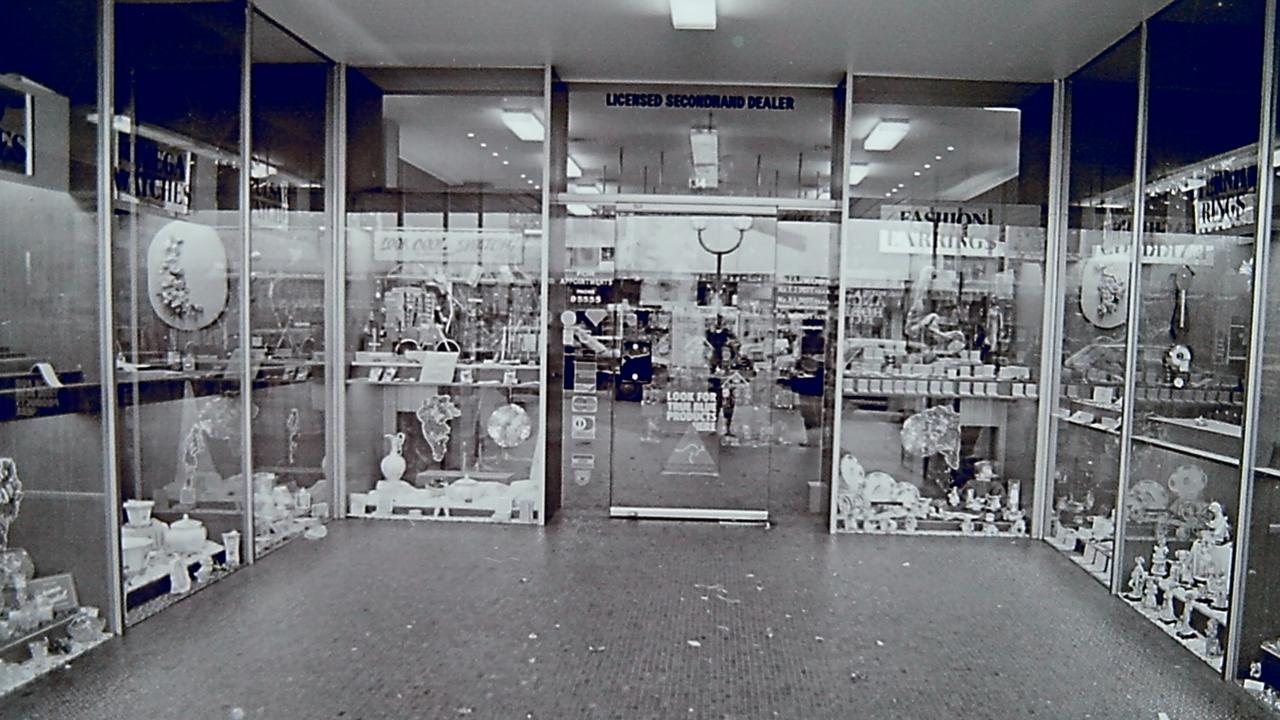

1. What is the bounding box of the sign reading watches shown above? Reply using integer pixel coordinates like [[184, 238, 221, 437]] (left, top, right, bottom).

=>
[[605, 92, 794, 111]]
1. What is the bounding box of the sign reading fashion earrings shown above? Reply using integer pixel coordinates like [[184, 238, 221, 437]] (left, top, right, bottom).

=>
[[146, 220, 228, 330]]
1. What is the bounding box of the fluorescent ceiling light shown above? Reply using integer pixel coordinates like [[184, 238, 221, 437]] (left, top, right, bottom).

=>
[[670, 0, 716, 30], [690, 128, 719, 167], [863, 119, 909, 152], [567, 157, 583, 178], [983, 106, 1021, 113], [500, 110, 544, 142], [566, 204, 594, 216], [847, 162, 869, 186]]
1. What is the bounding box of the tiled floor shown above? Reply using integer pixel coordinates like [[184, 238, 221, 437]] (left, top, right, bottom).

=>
[[2, 516, 1268, 720]]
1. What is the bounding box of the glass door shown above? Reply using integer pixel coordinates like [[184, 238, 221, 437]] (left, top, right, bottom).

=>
[[602, 207, 784, 520]]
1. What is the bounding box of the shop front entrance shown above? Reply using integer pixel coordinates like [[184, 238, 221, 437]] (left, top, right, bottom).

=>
[[559, 199, 839, 522]]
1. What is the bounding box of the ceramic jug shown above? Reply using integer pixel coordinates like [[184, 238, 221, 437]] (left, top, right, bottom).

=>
[[381, 432, 407, 483]]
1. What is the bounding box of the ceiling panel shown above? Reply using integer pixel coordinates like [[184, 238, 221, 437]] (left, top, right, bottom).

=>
[[255, 0, 1172, 84]]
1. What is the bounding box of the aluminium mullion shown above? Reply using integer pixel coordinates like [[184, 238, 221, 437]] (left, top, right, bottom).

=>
[[1032, 78, 1071, 541], [98, 0, 124, 636], [1224, 0, 1278, 681], [328, 66, 348, 515], [1110, 22, 1151, 595], [828, 71, 854, 534], [239, 2, 255, 561], [538, 65, 551, 524]]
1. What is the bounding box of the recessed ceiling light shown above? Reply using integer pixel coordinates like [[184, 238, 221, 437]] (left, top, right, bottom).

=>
[[466, 132, 475, 138], [863, 119, 910, 152], [935, 155, 942, 161], [500, 109, 545, 142], [502, 160, 509, 165], [913, 171, 921, 177], [946, 146, 955, 152], [885, 193, 892, 197], [847, 162, 870, 186], [670, 0, 716, 30], [924, 163, 931, 169], [534, 184, 540, 189], [897, 183, 905, 188], [492, 151, 500, 157], [479, 142, 488, 148], [527, 179, 534, 184]]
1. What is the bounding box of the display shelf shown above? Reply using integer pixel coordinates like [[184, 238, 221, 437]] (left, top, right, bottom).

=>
[[351, 361, 540, 370], [1065, 397, 1123, 413], [123, 540, 226, 596], [347, 379, 540, 389], [350, 479, 540, 524], [0, 613, 77, 664], [842, 385, 1035, 402], [1061, 416, 1122, 436], [0, 633, 110, 699], [1130, 434, 1241, 467], [1149, 415, 1243, 438], [1120, 595, 1226, 673]]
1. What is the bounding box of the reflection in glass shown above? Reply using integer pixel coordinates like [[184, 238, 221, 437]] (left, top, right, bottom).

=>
[[1045, 31, 1142, 585], [0, 0, 116, 680], [834, 81, 1051, 537], [1115, 0, 1265, 673], [344, 70, 546, 524], [248, 12, 332, 557], [112, 1, 247, 626]]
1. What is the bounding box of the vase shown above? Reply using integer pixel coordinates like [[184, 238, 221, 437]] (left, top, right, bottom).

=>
[[381, 432, 407, 483]]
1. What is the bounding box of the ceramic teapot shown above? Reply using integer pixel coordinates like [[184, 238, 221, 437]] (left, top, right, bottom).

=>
[[165, 514, 208, 554]]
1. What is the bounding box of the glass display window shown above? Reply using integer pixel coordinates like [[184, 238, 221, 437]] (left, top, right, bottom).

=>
[[1111, 0, 1267, 674], [832, 79, 1052, 537], [1234, 0, 1280, 706], [342, 68, 547, 524], [112, 1, 250, 625], [1044, 31, 1143, 585], [0, 0, 115, 693], [247, 12, 334, 557]]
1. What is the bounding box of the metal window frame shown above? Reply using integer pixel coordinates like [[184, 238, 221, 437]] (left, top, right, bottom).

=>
[[238, 0, 256, 562], [98, 0, 124, 637], [1032, 78, 1071, 542], [1107, 21, 1151, 596], [1225, 0, 1279, 681], [828, 70, 855, 534]]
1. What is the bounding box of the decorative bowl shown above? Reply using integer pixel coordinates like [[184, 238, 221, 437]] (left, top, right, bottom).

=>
[[121, 535, 153, 574], [123, 499, 155, 527], [165, 514, 207, 554]]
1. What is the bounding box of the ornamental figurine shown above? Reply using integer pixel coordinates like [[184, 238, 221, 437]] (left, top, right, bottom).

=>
[[1141, 577, 1159, 611], [0, 458, 23, 550], [1151, 538, 1170, 577], [1125, 557, 1147, 601], [1206, 502, 1231, 545]]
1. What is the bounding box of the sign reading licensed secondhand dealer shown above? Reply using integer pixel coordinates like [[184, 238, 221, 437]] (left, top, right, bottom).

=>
[[604, 92, 795, 111]]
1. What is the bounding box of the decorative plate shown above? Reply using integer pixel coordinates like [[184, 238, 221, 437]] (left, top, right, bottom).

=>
[[487, 404, 532, 448]]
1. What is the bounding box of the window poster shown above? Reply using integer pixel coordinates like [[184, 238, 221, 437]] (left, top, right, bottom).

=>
[[0, 85, 32, 176]]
